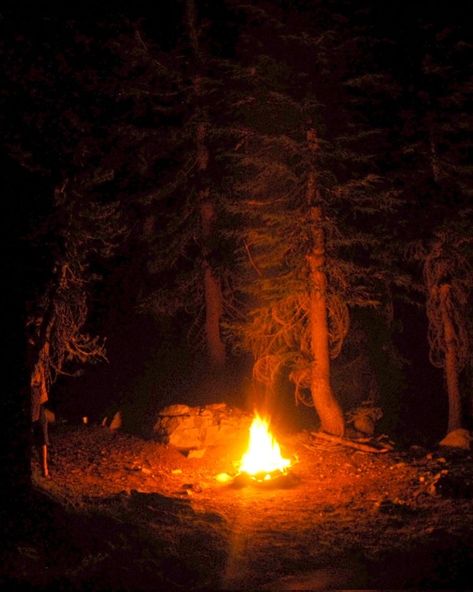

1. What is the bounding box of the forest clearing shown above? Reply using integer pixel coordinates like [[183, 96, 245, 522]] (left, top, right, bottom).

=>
[[3, 421, 473, 590]]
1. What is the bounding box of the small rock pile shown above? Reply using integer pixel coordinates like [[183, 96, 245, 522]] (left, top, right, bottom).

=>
[[153, 403, 252, 450]]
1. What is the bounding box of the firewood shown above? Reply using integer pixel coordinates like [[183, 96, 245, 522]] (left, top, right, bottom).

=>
[[310, 431, 391, 453]]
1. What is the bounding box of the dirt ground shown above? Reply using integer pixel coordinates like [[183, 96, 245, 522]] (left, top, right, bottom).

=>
[[3, 423, 473, 590]]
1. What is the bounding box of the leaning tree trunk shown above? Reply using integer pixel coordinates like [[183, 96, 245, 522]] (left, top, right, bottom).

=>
[[439, 283, 462, 431], [307, 204, 345, 436], [305, 130, 345, 436], [188, 0, 226, 367]]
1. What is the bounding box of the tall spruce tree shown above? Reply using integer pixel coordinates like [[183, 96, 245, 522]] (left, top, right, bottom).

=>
[[227, 5, 396, 435]]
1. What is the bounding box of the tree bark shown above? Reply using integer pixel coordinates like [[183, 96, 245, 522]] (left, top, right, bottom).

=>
[[305, 132, 345, 436], [195, 113, 225, 368], [307, 205, 345, 436], [439, 283, 462, 432], [186, 0, 227, 368], [201, 199, 226, 367]]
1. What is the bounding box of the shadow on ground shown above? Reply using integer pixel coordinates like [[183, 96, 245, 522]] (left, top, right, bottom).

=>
[[2, 488, 228, 591]]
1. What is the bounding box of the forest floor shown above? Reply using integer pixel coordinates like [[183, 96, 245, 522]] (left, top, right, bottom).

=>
[[3, 423, 473, 591]]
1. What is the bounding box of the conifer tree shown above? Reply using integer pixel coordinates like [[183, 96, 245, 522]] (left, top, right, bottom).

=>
[[1, 18, 129, 415], [416, 226, 473, 433], [394, 9, 473, 436], [185, 0, 226, 367], [227, 6, 395, 434], [337, 3, 473, 436], [137, 5, 242, 371], [28, 174, 123, 393]]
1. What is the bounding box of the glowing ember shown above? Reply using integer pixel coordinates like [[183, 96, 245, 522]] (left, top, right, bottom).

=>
[[239, 414, 291, 479]]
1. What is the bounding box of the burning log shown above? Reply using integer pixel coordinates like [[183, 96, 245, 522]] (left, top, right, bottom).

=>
[[230, 413, 299, 488]]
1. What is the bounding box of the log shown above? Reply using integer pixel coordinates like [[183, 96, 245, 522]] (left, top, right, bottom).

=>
[[311, 431, 391, 453]]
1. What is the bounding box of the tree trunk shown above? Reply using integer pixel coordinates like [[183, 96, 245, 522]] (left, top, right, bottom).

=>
[[439, 283, 462, 432], [201, 198, 225, 367], [203, 259, 226, 367], [305, 132, 344, 436], [187, 0, 226, 368], [197, 122, 225, 368], [307, 205, 345, 436]]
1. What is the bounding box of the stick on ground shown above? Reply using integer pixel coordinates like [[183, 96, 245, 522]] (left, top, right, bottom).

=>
[[311, 431, 391, 453]]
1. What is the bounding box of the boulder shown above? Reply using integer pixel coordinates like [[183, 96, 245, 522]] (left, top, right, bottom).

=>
[[439, 428, 471, 450], [347, 404, 382, 436], [353, 415, 375, 436], [153, 403, 251, 450], [157, 404, 193, 417]]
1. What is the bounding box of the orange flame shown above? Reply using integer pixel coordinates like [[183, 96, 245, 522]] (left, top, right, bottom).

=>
[[240, 414, 291, 479]]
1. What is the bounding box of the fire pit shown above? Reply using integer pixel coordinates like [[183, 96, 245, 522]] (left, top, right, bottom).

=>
[[230, 413, 299, 489]]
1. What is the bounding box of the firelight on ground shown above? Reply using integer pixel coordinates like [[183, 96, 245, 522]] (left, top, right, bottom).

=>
[[239, 413, 291, 480]]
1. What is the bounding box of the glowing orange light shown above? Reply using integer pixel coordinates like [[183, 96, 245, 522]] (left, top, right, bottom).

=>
[[239, 413, 291, 479]]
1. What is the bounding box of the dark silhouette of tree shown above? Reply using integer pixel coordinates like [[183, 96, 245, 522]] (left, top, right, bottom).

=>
[[392, 8, 473, 436], [1, 18, 127, 491], [184, 0, 226, 367], [136, 6, 243, 371], [28, 174, 123, 395], [408, 222, 473, 435], [337, 2, 473, 437], [1, 156, 35, 534]]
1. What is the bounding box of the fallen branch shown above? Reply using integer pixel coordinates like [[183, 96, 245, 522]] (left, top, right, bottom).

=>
[[311, 431, 391, 453]]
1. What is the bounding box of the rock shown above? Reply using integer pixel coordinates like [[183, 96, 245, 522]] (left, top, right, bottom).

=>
[[353, 415, 375, 436], [158, 404, 193, 417], [153, 402, 251, 450], [170, 426, 202, 449], [410, 444, 427, 456], [374, 497, 414, 515], [439, 428, 472, 450], [206, 403, 227, 411], [347, 404, 382, 436], [109, 411, 122, 431], [186, 448, 206, 459]]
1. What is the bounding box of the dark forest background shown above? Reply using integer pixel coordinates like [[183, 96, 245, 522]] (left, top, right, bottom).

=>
[[1, 2, 472, 510]]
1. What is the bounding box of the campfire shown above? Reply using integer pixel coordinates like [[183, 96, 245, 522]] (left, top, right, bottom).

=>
[[237, 413, 292, 484]]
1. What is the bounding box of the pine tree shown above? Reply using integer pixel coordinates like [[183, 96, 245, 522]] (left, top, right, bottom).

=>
[[184, 0, 226, 367], [28, 174, 123, 393], [337, 3, 473, 436], [1, 17, 128, 431], [393, 8, 473, 436], [227, 6, 396, 434], [137, 5, 242, 371]]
